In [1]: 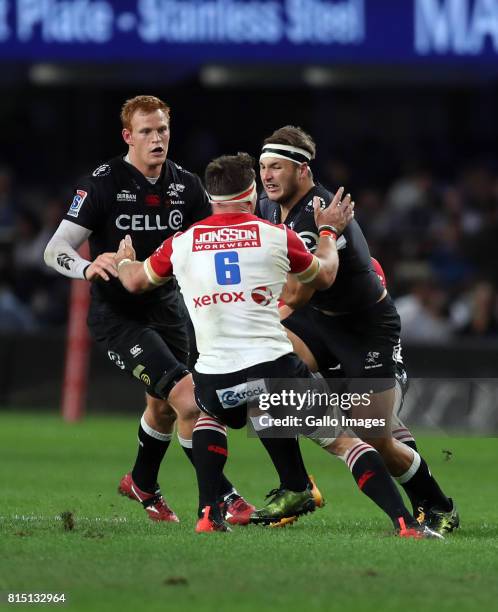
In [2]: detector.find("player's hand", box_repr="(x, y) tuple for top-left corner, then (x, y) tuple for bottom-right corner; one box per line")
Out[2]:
(313, 187), (355, 235)
(85, 252), (118, 282)
(116, 234), (136, 266)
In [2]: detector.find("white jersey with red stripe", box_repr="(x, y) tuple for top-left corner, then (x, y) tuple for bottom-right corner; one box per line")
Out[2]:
(145, 212), (318, 374)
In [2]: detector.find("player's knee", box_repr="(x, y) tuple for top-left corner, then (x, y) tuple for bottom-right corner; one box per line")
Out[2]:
(152, 366), (190, 401)
(146, 397), (177, 428)
(329, 435), (356, 457)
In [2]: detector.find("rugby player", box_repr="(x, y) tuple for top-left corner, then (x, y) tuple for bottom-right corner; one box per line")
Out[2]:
(44, 95), (252, 524)
(258, 126), (459, 536)
(115, 152), (357, 532)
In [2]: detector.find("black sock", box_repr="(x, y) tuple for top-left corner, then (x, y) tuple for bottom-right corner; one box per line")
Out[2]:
(259, 437), (308, 492)
(192, 416), (228, 518)
(131, 418), (172, 493)
(178, 436), (235, 499)
(346, 442), (415, 529)
(399, 453), (452, 513)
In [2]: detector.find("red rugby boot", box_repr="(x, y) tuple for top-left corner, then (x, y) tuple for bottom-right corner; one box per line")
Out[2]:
(118, 472), (179, 523)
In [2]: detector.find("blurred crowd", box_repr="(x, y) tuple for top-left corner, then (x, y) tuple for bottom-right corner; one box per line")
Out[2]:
(1, 158), (497, 342)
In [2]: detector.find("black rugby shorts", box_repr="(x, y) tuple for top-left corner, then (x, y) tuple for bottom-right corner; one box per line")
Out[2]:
(282, 295), (401, 393)
(87, 295), (189, 399)
(193, 353), (312, 429)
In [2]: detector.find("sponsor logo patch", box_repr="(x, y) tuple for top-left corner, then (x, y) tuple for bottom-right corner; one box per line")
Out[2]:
(140, 372), (151, 385)
(392, 341), (403, 364)
(116, 190), (137, 202)
(365, 351), (383, 370)
(216, 380), (268, 409)
(115, 214), (170, 231)
(251, 286), (273, 306)
(68, 190), (88, 218)
(193, 291), (245, 308)
(130, 344), (143, 358)
(92, 163), (111, 177)
(167, 183), (185, 197)
(145, 194), (161, 207)
(56, 253), (75, 270)
(108, 351), (125, 370)
(193, 225), (261, 251)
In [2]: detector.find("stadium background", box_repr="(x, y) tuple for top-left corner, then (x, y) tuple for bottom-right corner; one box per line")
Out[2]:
(1, 0), (497, 433)
(1, 2), (498, 611)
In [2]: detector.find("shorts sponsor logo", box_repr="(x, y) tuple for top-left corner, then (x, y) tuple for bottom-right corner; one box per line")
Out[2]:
(116, 190), (137, 203)
(108, 351), (125, 370)
(251, 286), (273, 306)
(68, 190), (87, 218)
(216, 380), (268, 409)
(92, 163), (111, 177)
(130, 344), (143, 357)
(365, 351), (383, 370)
(193, 291), (245, 308)
(192, 225), (261, 251)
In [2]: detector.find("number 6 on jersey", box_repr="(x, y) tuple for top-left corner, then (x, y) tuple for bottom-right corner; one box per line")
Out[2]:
(214, 251), (241, 285)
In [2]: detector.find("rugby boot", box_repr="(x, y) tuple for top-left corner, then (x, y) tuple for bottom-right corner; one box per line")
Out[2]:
(250, 487), (315, 525)
(424, 499), (460, 535)
(220, 492), (256, 526)
(118, 472), (179, 523)
(269, 474), (325, 528)
(396, 517), (444, 540)
(196, 505), (231, 533)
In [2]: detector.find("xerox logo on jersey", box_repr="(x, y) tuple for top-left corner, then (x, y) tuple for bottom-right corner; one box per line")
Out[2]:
(193, 291), (245, 308)
(193, 225), (261, 251)
(68, 190), (88, 218)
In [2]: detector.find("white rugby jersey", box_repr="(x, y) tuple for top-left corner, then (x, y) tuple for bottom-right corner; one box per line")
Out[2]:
(145, 212), (319, 374)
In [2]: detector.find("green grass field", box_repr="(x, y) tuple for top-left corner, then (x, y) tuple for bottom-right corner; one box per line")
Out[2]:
(1, 411), (497, 612)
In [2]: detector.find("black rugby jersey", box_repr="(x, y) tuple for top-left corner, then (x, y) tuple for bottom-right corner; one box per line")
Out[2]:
(258, 183), (383, 312)
(64, 155), (211, 309)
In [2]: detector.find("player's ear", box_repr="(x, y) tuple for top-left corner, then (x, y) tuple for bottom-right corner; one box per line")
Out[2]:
(298, 163), (309, 180)
(122, 128), (133, 146)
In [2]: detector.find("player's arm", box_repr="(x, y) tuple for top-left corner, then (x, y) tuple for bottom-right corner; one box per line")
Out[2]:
(44, 219), (118, 281)
(279, 275), (315, 313)
(287, 187), (354, 291)
(116, 234), (173, 293)
(45, 180), (119, 282)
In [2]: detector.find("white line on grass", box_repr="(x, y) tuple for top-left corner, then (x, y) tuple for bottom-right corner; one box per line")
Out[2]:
(0, 515), (129, 523)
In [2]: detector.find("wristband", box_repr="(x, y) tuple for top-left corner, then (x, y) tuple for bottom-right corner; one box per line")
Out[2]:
(319, 230), (338, 240)
(318, 224), (340, 235)
(117, 258), (133, 270)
